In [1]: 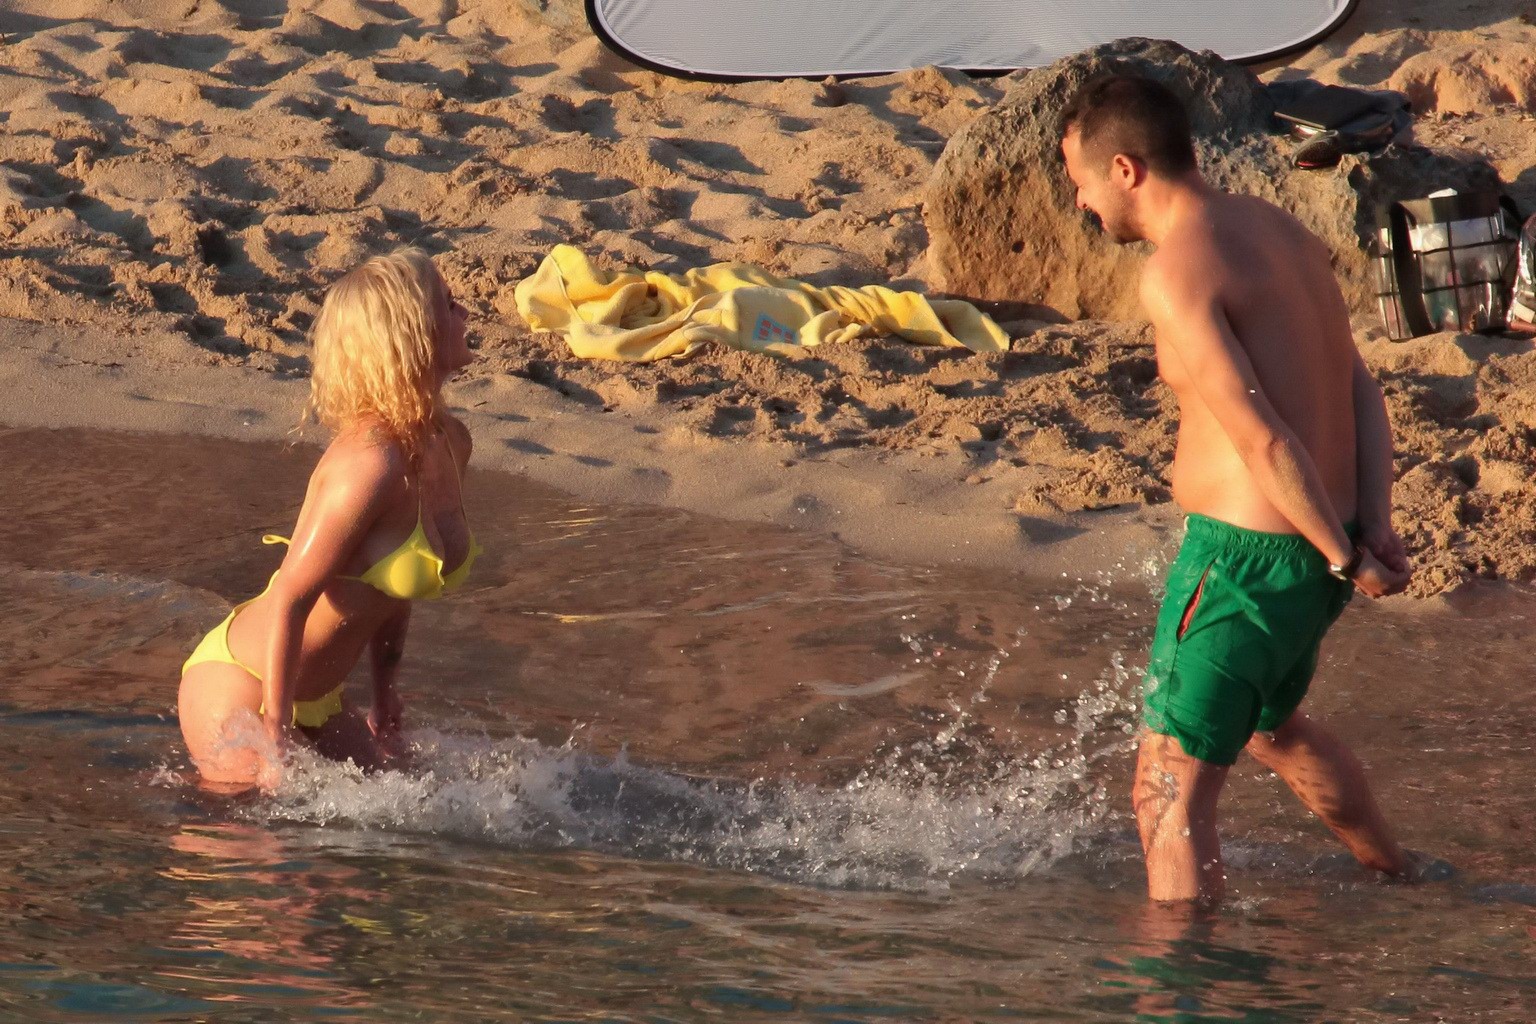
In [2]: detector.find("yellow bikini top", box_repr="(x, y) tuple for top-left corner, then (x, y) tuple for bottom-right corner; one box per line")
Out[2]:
(264, 503), (481, 602)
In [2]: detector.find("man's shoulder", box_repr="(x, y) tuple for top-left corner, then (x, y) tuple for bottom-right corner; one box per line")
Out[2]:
(1147, 196), (1318, 293)
(1217, 192), (1321, 253)
(1142, 234), (1222, 303)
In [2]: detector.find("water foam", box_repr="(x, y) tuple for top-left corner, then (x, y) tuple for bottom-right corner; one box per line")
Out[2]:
(251, 639), (1143, 892)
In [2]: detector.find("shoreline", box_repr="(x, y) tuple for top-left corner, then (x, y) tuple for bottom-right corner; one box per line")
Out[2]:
(5, 314), (1184, 590)
(14, 314), (1532, 614)
(2, 0), (1533, 599)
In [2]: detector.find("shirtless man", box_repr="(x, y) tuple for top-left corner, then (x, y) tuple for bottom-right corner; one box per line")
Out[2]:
(1057, 75), (1414, 903)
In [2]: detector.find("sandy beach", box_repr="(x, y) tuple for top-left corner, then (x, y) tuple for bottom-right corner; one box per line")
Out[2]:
(9, 7), (1536, 1016)
(2, 0), (1533, 596)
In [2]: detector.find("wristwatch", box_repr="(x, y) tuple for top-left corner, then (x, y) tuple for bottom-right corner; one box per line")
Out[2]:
(1327, 543), (1365, 581)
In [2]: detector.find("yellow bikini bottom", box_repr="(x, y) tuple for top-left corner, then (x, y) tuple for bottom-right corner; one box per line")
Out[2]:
(182, 601), (345, 729)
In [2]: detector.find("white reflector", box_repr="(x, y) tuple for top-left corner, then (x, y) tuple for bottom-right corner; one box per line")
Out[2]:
(587, 0), (1356, 79)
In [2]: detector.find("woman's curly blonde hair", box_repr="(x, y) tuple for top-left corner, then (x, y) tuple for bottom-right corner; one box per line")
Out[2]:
(308, 247), (448, 461)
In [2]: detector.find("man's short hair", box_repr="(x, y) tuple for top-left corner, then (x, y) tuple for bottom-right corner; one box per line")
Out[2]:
(1058, 74), (1197, 178)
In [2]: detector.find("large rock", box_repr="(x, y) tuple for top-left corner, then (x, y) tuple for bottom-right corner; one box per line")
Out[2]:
(923, 38), (1505, 321)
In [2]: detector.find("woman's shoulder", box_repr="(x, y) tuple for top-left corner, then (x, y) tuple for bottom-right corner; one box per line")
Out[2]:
(316, 420), (411, 496)
(440, 413), (473, 465)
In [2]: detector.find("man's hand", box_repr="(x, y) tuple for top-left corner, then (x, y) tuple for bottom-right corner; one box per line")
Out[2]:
(1362, 522), (1410, 576)
(1353, 547), (1411, 598)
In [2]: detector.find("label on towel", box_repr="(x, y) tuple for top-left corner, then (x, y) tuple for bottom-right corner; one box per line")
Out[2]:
(753, 314), (795, 345)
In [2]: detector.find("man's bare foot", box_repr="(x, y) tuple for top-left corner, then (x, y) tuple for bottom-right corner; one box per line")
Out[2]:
(1306, 849), (1453, 884)
(1388, 849), (1455, 884)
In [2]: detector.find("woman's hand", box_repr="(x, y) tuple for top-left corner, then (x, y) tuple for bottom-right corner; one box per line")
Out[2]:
(368, 689), (407, 759)
(256, 719), (310, 791)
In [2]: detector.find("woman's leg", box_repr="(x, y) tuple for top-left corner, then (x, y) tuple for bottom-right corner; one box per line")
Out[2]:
(178, 662), (269, 787)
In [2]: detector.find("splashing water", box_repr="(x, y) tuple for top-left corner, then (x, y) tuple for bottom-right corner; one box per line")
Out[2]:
(248, 631), (1145, 892)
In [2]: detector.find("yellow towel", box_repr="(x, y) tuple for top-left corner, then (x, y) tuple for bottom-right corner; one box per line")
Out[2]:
(514, 244), (1009, 361)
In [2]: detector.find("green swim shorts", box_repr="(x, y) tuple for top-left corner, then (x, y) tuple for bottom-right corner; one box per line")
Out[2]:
(1142, 514), (1356, 766)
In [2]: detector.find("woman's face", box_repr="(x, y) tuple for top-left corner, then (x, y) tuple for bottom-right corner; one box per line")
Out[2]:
(434, 275), (473, 379)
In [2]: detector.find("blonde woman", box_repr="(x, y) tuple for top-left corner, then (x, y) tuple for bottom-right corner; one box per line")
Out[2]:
(178, 248), (479, 787)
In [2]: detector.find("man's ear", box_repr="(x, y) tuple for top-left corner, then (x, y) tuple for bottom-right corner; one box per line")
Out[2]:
(1109, 153), (1145, 190)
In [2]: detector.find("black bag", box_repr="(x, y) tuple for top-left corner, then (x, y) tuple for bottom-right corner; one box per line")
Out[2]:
(1374, 191), (1523, 340)
(1266, 81), (1411, 170)
(1273, 84), (1384, 133)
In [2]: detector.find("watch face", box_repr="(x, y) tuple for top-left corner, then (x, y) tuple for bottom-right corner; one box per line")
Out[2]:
(1330, 544), (1363, 581)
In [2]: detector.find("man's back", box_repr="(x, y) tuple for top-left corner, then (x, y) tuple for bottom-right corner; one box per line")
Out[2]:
(1149, 193), (1359, 532)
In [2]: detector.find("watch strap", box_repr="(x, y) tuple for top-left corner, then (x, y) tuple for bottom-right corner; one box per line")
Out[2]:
(1329, 543), (1364, 581)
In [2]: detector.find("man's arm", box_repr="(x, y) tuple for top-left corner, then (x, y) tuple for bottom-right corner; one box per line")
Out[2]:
(1351, 353), (1409, 574)
(1141, 258), (1407, 596)
(1352, 353), (1393, 531)
(1142, 259), (1353, 561)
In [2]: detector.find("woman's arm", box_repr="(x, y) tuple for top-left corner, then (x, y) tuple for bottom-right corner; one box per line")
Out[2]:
(262, 440), (404, 747)
(368, 604), (410, 748)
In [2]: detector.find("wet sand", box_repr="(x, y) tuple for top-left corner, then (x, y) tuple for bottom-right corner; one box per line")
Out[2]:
(0, 317), (1181, 587)
(2, 0), (1536, 595)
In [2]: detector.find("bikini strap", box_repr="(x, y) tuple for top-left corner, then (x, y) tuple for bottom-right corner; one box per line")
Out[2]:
(266, 530), (374, 583)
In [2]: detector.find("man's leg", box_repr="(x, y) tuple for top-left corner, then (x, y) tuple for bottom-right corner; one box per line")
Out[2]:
(1245, 712), (1407, 876)
(1133, 731), (1231, 903)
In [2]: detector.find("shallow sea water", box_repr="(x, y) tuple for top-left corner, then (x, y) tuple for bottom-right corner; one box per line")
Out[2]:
(2, 426), (1534, 1022)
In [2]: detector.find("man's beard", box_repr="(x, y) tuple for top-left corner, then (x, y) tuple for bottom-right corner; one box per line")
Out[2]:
(1103, 211), (1144, 245)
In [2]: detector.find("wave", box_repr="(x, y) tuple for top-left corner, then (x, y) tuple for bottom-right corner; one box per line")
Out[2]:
(249, 648), (1143, 891)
